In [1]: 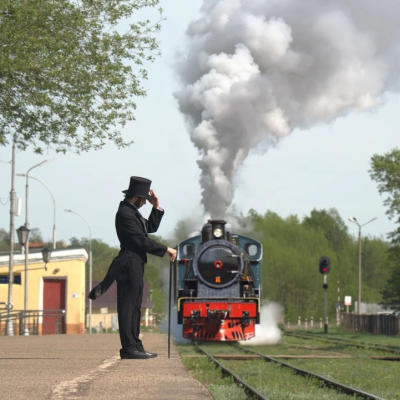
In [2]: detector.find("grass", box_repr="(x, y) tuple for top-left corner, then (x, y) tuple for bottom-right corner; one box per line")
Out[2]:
(224, 360), (359, 400)
(288, 326), (400, 347)
(180, 356), (252, 400)
(287, 358), (400, 399)
(177, 332), (400, 400)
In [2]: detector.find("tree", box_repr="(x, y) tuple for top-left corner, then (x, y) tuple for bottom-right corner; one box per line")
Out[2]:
(303, 208), (351, 252)
(67, 237), (119, 281)
(370, 148), (400, 310)
(29, 228), (44, 243)
(0, 226), (43, 250)
(0, 228), (10, 251)
(0, 0), (163, 153)
(370, 148), (400, 245)
(380, 267), (400, 311)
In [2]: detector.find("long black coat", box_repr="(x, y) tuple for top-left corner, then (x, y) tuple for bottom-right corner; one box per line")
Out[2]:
(88, 200), (167, 299)
(116, 200), (167, 263)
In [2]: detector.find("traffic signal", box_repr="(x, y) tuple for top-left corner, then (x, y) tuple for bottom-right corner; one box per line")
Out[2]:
(319, 256), (331, 275)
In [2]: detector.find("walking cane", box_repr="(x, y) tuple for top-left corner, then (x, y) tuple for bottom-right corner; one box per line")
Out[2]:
(168, 259), (173, 359)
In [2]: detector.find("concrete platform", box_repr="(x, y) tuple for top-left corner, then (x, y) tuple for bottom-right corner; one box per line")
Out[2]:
(0, 332), (213, 399)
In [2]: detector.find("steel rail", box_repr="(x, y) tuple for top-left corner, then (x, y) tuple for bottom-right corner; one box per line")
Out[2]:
(236, 344), (386, 400)
(284, 331), (400, 354)
(194, 342), (269, 400)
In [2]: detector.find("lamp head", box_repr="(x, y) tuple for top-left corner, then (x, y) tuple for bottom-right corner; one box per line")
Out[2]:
(16, 225), (30, 246)
(42, 247), (52, 264)
(39, 158), (55, 167)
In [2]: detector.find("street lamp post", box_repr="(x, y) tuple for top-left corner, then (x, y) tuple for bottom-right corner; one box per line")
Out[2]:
(16, 225), (30, 335)
(65, 209), (92, 334)
(16, 174), (57, 249)
(348, 216), (378, 315)
(19, 159), (53, 335)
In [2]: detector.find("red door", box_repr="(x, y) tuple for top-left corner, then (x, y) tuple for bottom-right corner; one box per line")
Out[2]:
(43, 279), (66, 334)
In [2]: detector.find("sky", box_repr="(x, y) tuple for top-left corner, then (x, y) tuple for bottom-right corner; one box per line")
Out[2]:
(0, 0), (399, 248)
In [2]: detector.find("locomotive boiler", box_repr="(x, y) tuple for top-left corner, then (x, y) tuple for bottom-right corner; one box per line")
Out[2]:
(173, 220), (262, 341)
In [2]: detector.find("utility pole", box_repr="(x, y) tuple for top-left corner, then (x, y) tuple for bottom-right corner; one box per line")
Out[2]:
(6, 142), (16, 336)
(349, 217), (377, 314)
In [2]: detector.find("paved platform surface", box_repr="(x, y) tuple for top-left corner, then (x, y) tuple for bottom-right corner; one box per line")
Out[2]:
(0, 332), (213, 399)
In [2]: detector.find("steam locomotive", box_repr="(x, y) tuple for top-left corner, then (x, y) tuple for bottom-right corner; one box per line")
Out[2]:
(173, 220), (262, 341)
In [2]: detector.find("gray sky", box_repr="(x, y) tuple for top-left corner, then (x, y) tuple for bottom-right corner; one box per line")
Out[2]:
(0, 0), (399, 248)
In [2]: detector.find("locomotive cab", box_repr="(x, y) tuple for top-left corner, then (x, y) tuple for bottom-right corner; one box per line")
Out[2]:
(175, 219), (262, 341)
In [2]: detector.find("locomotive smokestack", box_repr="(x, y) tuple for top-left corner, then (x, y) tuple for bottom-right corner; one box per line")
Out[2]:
(201, 219), (227, 243)
(209, 220), (226, 240)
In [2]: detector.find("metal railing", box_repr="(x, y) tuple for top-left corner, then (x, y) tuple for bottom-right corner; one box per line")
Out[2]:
(0, 309), (66, 335)
(0, 302), (13, 310)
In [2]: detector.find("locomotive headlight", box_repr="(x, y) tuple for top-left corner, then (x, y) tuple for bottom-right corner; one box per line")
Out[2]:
(213, 228), (223, 238)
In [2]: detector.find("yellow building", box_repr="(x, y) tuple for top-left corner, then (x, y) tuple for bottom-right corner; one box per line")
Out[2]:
(0, 248), (88, 334)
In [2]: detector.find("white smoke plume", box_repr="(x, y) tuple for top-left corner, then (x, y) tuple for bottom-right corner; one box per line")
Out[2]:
(240, 303), (282, 345)
(175, 0), (400, 217)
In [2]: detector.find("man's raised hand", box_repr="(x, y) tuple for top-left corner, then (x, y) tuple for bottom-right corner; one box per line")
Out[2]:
(148, 189), (160, 209)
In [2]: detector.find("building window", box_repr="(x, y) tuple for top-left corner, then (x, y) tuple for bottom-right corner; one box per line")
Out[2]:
(0, 274), (21, 284)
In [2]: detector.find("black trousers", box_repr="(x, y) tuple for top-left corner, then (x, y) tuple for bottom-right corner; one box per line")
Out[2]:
(116, 255), (145, 354)
(89, 251), (145, 354)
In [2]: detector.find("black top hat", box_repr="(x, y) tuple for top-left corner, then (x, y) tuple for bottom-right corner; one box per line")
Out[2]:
(122, 176), (152, 199)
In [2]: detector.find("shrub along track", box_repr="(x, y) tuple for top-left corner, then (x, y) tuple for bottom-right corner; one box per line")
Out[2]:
(194, 341), (386, 400)
(284, 331), (400, 357)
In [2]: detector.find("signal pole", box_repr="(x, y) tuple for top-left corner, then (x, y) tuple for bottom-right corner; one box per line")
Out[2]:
(323, 275), (328, 334)
(319, 256), (331, 334)
(336, 280), (340, 326)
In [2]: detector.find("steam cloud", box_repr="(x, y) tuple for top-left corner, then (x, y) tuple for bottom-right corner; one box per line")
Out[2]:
(174, 0), (400, 217)
(241, 303), (282, 345)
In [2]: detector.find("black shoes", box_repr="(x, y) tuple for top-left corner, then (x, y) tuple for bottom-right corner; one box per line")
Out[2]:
(142, 350), (157, 358)
(120, 349), (157, 359)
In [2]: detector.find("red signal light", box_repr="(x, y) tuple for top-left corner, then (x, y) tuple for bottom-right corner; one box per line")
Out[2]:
(319, 257), (331, 275)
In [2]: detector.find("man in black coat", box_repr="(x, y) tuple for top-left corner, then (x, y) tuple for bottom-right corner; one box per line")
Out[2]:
(89, 176), (177, 359)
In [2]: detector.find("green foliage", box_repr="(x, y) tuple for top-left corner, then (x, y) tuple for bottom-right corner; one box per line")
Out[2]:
(370, 148), (400, 310)
(67, 237), (119, 281)
(28, 228), (44, 243)
(145, 234), (170, 313)
(303, 208), (351, 252)
(0, 228), (10, 251)
(370, 148), (400, 244)
(0, 226), (44, 250)
(380, 266), (400, 311)
(0, 0), (163, 153)
(241, 209), (393, 321)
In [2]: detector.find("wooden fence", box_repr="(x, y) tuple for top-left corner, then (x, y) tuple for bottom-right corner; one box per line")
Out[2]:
(341, 314), (400, 335)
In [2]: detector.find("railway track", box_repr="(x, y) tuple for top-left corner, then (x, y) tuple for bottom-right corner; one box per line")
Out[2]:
(194, 342), (268, 400)
(194, 341), (386, 400)
(284, 331), (400, 355)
